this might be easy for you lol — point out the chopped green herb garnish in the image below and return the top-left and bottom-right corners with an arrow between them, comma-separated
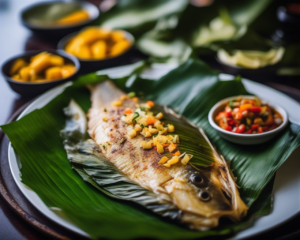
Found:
128,92 -> 136,98
104,108 -> 107,112
229,100 -> 235,109
103,145 -> 106,149
124,114 -> 127,117
132,112 -> 140,121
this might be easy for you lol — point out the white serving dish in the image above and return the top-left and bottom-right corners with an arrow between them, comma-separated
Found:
208,95 -> 289,145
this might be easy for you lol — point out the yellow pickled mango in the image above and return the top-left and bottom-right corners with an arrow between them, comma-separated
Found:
75,27 -> 104,45
30,52 -> 47,63
65,39 -> 79,55
110,30 -> 126,42
11,74 -> 20,80
74,45 -> 92,59
109,40 -> 130,57
65,38 -> 92,57
46,67 -> 62,80
61,64 -> 76,78
91,40 -> 107,59
29,69 -> 38,81
50,55 -> 64,66
10,58 -> 27,75
57,10 -> 89,25
34,79 -> 48,82
30,53 -> 51,73
19,67 -> 31,81
98,28 -> 111,39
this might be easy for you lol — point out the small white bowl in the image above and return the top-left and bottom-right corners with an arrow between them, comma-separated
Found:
208,95 -> 289,145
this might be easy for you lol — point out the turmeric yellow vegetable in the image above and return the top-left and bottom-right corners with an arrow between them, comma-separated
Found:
110,31 -> 126,42
57,10 -> 89,25
30,53 -> 51,73
45,67 -> 62,80
29,69 -> 39,81
19,67 -> 31,81
109,40 -> 130,57
164,156 -> 179,168
156,142 -> 164,154
74,45 -> 92,59
11,74 -> 20,80
30,52 -> 47,63
50,55 -> 64,66
19,67 -> 30,80
10,58 -> 27,75
9,52 -> 76,82
64,39 -> 78,55
64,27 -> 131,60
61,64 -> 76,78
76,27 -> 105,45
91,40 -> 107,59
98,28 -> 111,39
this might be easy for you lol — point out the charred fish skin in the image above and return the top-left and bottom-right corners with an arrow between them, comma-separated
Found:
87,81 -> 248,230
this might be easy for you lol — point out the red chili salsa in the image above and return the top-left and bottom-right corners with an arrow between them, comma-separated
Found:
215,97 -> 283,134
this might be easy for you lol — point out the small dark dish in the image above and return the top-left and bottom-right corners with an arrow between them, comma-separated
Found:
216,56 -> 279,80
20,1 -> 99,38
58,30 -> 135,73
1,50 -> 80,98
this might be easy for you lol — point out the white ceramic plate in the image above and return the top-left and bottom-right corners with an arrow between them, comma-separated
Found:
8,64 -> 300,239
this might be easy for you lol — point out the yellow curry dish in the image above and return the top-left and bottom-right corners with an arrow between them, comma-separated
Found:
64,27 -> 132,60
10,52 -> 76,82
56,10 -> 90,26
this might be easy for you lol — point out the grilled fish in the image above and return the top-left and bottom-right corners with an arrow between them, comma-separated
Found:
85,81 -> 248,230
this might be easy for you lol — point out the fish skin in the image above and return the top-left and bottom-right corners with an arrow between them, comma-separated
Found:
87,81 -> 248,230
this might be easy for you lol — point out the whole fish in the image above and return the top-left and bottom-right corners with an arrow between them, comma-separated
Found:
82,81 -> 248,230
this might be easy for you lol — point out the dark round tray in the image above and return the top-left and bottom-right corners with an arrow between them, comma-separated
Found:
0,87 -> 300,240
0,103 -> 87,240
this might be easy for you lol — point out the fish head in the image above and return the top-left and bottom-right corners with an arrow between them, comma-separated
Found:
164,164 -> 248,229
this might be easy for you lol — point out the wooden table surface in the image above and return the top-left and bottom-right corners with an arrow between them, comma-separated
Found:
0,0 -> 299,240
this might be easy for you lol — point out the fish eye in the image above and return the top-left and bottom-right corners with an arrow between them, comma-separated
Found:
195,175 -> 203,183
199,191 -> 211,202
190,173 -> 207,187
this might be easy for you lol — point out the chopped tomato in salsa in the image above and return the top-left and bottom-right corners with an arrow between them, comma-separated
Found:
215,97 -> 283,134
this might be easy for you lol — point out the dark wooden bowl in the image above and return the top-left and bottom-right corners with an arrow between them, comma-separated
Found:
57,30 -> 135,73
20,1 -> 99,38
1,49 -> 80,98
216,56 -> 280,80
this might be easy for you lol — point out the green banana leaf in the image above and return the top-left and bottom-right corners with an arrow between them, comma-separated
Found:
60,114 -> 181,219
97,0 -> 273,61
99,0 -> 188,39
98,0 -> 300,73
1,59 -> 300,239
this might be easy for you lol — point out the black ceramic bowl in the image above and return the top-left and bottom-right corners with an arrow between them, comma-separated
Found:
58,29 -> 135,74
216,55 -> 280,80
1,50 -> 80,98
21,1 -> 99,38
